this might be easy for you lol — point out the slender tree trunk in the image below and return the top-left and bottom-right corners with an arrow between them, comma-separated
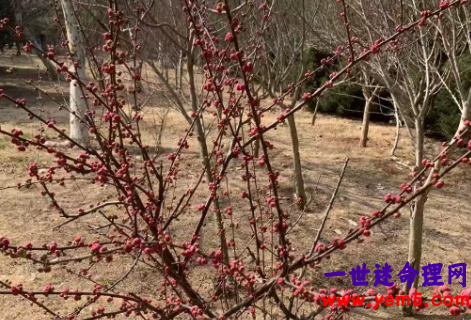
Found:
403,118 -> 426,315
28,34 -> 59,80
176,50 -> 183,90
61,0 -> 90,146
414,119 -> 425,171
391,97 -> 401,156
407,195 -> 427,284
285,79 -> 307,209
402,193 -> 427,315
311,98 -> 320,126
391,114 -> 401,157
165,60 -> 169,81
253,139 -> 260,158
360,88 -> 375,148
14,39 -> 21,56
36,53 -> 60,80
187,52 -> 230,269
458,92 -> 471,134
158,42 -> 163,69
13,9 -> 22,56
287,113 -> 307,209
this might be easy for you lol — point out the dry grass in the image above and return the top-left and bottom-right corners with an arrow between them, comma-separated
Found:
1,50 -> 471,320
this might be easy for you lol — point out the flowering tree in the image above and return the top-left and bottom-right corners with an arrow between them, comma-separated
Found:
0,0 -> 470,319
310,1 -> 471,315
248,0 -> 315,208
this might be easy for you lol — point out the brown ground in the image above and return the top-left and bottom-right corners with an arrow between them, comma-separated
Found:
1,50 -> 471,320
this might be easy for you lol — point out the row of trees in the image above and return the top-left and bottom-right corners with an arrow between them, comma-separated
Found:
0,0 -> 470,319
310,3 -> 471,308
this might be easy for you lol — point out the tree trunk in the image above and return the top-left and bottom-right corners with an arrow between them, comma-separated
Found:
402,193 -> 427,315
403,118 -> 426,315
287,113 -> 307,209
158,42 -> 163,68
187,52 -> 230,269
414,119 -> 425,171
408,194 -> 427,284
391,97 -> 401,156
458,92 -> 471,134
253,139 -> 260,158
360,89 -> 375,148
176,50 -> 183,90
165,60 -> 169,81
14,8 -> 22,56
61,0 -> 90,146
311,98 -> 320,126
14,39 -> 21,56
36,52 -> 60,80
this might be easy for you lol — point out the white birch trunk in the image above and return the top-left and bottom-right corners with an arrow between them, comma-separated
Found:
61,0 -> 89,146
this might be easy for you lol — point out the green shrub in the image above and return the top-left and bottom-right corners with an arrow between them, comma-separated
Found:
426,91 -> 461,139
316,83 -> 365,118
